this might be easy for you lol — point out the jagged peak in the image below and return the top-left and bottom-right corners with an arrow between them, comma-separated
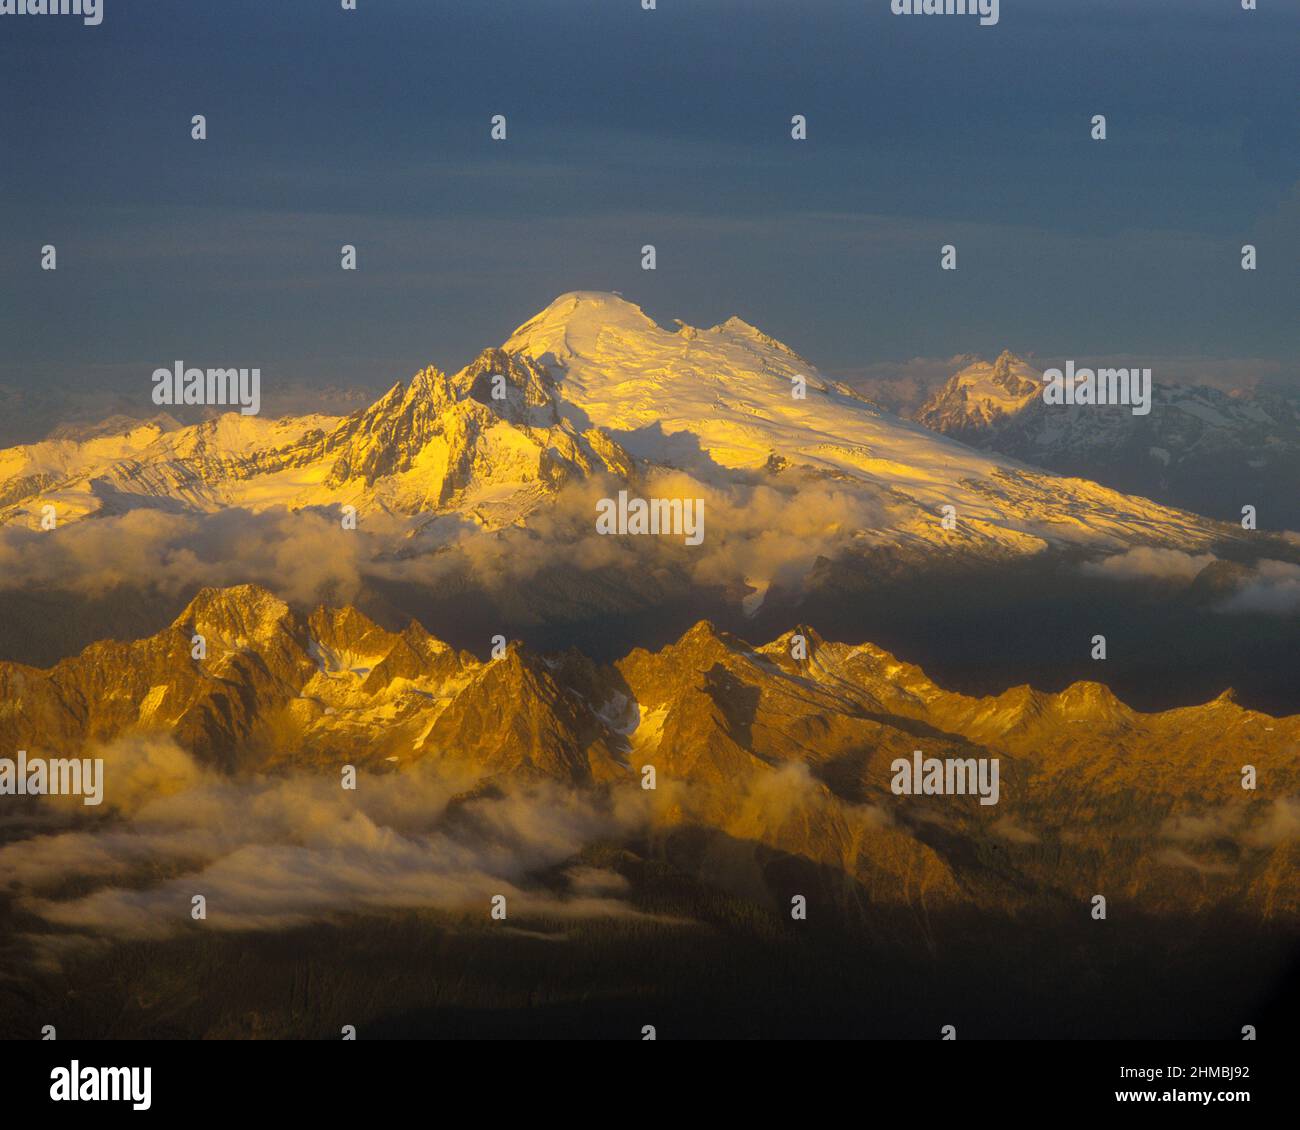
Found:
349,368 -> 450,423
398,619 -> 453,654
453,347 -> 558,421
918,351 -> 1042,427
624,620 -> 736,665
370,380 -> 405,408
712,315 -> 764,336
1052,680 -> 1127,715
172,584 -> 295,643
460,345 -> 515,373
708,315 -> 807,363
949,350 -> 1037,384
791,623 -> 827,647
460,346 -> 553,383
307,603 -> 389,645
403,365 -> 448,399
1003,683 -> 1047,702
680,619 -> 732,645
762,624 -> 829,656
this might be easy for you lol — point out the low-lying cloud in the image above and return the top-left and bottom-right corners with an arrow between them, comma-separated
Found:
0,742 -> 664,963
1216,559 -> 1300,615
0,468 -> 893,609
382,469 -> 894,598
1081,546 -> 1218,582
1081,547 -> 1300,615
0,508 -> 385,605
1160,798 -> 1300,850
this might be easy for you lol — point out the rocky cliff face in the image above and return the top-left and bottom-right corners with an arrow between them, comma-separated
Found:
916,350 -> 1042,437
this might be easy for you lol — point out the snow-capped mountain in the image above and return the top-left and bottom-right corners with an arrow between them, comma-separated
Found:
914,350 -> 1043,435
0,294 -> 1234,558
501,294 -> 1226,553
0,356 -> 631,529
917,352 -> 1300,528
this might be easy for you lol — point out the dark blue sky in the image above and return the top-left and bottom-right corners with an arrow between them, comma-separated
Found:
2,0 -> 1296,397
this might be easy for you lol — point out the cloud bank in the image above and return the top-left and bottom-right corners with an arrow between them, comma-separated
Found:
0,741 -> 664,963
0,468 -> 894,608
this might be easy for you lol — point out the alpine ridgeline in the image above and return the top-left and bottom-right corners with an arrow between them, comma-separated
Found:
4,583 -> 1295,920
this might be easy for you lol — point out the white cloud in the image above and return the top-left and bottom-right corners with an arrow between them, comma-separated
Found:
1217,560 -> 1300,615
1080,546 -> 1217,582
0,746 -> 663,960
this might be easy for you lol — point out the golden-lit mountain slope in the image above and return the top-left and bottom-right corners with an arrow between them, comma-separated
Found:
2,585 -> 1294,918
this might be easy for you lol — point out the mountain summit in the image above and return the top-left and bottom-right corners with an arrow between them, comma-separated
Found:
916,351 -> 1041,435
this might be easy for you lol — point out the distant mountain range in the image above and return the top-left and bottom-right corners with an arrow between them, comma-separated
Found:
915,351 -> 1300,529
